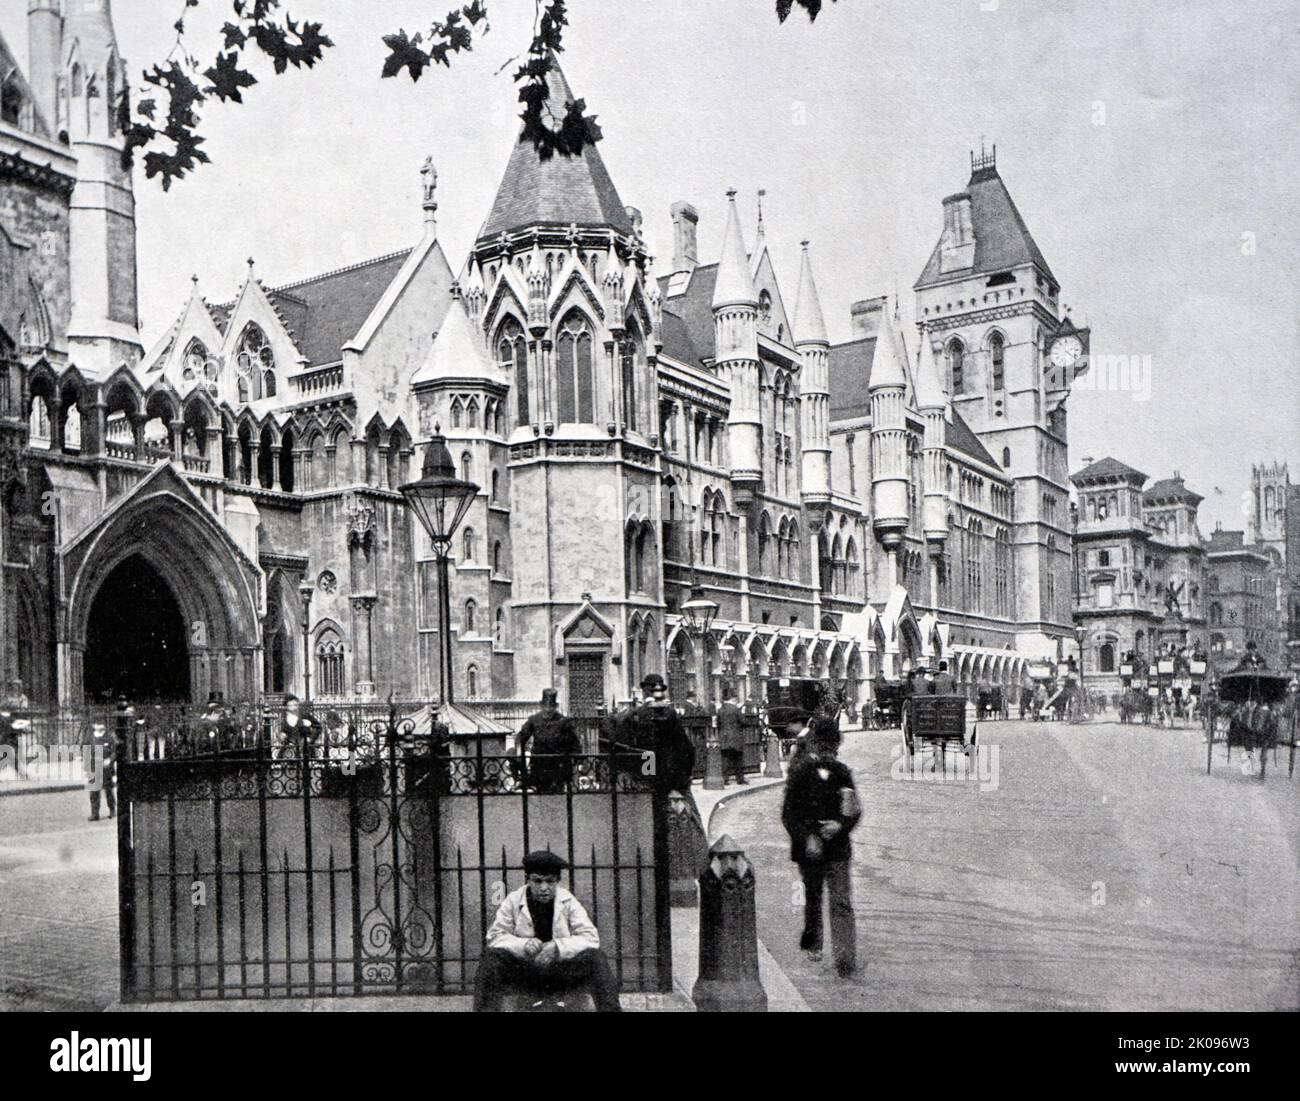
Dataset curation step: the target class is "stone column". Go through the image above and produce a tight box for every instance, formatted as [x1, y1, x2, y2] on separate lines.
[351, 595, 377, 697]
[206, 426, 224, 472]
[169, 419, 185, 461]
[130, 413, 146, 462]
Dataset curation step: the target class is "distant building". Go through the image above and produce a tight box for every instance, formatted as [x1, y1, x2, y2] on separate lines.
[1070, 460, 1207, 695]
[1204, 526, 1286, 676]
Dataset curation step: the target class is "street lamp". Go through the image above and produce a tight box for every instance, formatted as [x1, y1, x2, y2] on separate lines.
[680, 585, 719, 638]
[298, 579, 315, 703]
[399, 429, 479, 704]
[1073, 624, 1087, 721]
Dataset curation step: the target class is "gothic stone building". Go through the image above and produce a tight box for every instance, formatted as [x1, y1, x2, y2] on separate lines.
[1, 4, 1089, 712]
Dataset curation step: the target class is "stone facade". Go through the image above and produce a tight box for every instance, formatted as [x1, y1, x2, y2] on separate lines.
[1, 8, 1091, 711]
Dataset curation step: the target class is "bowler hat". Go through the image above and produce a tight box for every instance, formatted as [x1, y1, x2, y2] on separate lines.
[523, 850, 568, 877]
[640, 673, 667, 692]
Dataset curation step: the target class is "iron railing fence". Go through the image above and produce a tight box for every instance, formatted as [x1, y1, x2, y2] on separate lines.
[116, 709, 671, 1003]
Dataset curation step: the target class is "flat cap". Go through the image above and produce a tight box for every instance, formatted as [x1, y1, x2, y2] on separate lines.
[523, 850, 568, 877]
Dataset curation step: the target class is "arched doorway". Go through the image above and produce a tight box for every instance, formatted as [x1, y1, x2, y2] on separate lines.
[84, 554, 190, 703]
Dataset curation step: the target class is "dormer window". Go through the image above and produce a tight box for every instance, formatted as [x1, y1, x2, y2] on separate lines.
[758, 289, 773, 327]
[235, 324, 274, 402]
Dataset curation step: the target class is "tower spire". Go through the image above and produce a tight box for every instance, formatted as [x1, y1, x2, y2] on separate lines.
[712, 189, 757, 310]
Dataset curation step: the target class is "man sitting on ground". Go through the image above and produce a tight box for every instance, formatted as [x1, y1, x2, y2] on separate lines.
[473, 850, 622, 1012]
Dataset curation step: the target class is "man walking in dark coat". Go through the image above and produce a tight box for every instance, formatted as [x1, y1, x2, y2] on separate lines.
[518, 689, 581, 793]
[717, 686, 747, 787]
[781, 720, 860, 976]
[621, 674, 700, 826]
[83, 721, 117, 821]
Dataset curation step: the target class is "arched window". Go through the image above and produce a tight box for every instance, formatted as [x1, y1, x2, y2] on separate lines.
[467, 398, 480, 428]
[1001, 446, 1011, 468]
[450, 398, 462, 428]
[264, 370, 276, 399]
[71, 64, 83, 99]
[621, 326, 643, 431]
[757, 512, 772, 575]
[466, 664, 480, 699]
[497, 318, 529, 427]
[494, 608, 506, 647]
[315, 629, 346, 697]
[462, 526, 476, 562]
[491, 469, 500, 503]
[493, 540, 503, 575]
[947, 339, 965, 395]
[464, 599, 477, 633]
[461, 450, 473, 482]
[989, 332, 1005, 391]
[235, 324, 274, 402]
[556, 311, 595, 424]
[1098, 642, 1115, 673]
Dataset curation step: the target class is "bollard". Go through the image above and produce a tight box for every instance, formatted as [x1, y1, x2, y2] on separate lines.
[763, 729, 783, 778]
[666, 790, 708, 907]
[693, 834, 767, 1012]
[703, 714, 724, 791]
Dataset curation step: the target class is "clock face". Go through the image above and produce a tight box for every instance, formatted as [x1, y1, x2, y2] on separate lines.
[1050, 335, 1083, 369]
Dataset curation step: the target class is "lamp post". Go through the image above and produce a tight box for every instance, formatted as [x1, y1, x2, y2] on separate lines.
[1074, 623, 1087, 720]
[399, 429, 479, 704]
[681, 582, 721, 788]
[298, 580, 314, 703]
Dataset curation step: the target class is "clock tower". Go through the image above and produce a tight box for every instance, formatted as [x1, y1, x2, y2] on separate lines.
[914, 146, 1088, 647]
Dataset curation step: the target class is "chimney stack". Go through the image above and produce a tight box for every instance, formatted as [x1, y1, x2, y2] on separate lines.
[670, 201, 699, 275]
[849, 296, 887, 340]
[939, 192, 975, 274]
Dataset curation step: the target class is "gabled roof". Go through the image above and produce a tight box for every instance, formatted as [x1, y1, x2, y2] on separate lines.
[947, 409, 997, 468]
[212, 251, 411, 367]
[916, 164, 1057, 288]
[827, 337, 876, 420]
[658, 264, 718, 370]
[478, 58, 633, 240]
[1144, 477, 1203, 506]
[1072, 456, 1148, 486]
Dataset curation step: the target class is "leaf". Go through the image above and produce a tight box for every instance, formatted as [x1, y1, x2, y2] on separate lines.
[205, 52, 258, 103]
[381, 29, 430, 80]
[221, 22, 248, 50]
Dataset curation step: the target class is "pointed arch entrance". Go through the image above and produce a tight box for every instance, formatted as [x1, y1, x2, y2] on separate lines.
[84, 555, 190, 703]
[60, 464, 264, 706]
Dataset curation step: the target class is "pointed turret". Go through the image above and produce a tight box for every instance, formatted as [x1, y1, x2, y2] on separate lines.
[792, 241, 829, 347]
[794, 242, 831, 506]
[712, 190, 758, 310]
[915, 332, 947, 411]
[917, 337, 950, 556]
[27, 0, 62, 132]
[411, 294, 493, 389]
[63, 0, 141, 376]
[713, 190, 762, 504]
[870, 299, 910, 553]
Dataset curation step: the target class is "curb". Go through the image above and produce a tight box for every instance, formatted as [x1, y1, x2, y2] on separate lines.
[704, 774, 785, 840]
[0, 781, 84, 797]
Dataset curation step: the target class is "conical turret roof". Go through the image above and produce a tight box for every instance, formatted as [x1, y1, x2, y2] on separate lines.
[869, 298, 908, 389]
[411, 295, 492, 385]
[712, 191, 758, 310]
[915, 334, 946, 408]
[478, 56, 633, 241]
[792, 241, 829, 345]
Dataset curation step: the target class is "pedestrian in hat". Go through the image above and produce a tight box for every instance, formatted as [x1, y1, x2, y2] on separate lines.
[717, 685, 747, 787]
[473, 850, 621, 1012]
[624, 673, 700, 826]
[83, 720, 116, 821]
[518, 688, 581, 793]
[781, 718, 860, 976]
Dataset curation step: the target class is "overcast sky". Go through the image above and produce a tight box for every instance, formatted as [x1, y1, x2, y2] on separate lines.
[6, 0, 1297, 531]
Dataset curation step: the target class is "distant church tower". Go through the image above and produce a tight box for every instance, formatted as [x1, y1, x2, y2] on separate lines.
[914, 146, 1076, 644]
[33, 0, 142, 374]
[1250, 461, 1289, 556]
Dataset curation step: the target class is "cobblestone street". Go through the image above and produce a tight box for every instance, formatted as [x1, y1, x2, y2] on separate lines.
[713, 720, 1300, 1012]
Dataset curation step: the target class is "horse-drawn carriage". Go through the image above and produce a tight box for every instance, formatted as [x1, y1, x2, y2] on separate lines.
[870, 683, 907, 729]
[901, 694, 977, 772]
[1204, 664, 1296, 780]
